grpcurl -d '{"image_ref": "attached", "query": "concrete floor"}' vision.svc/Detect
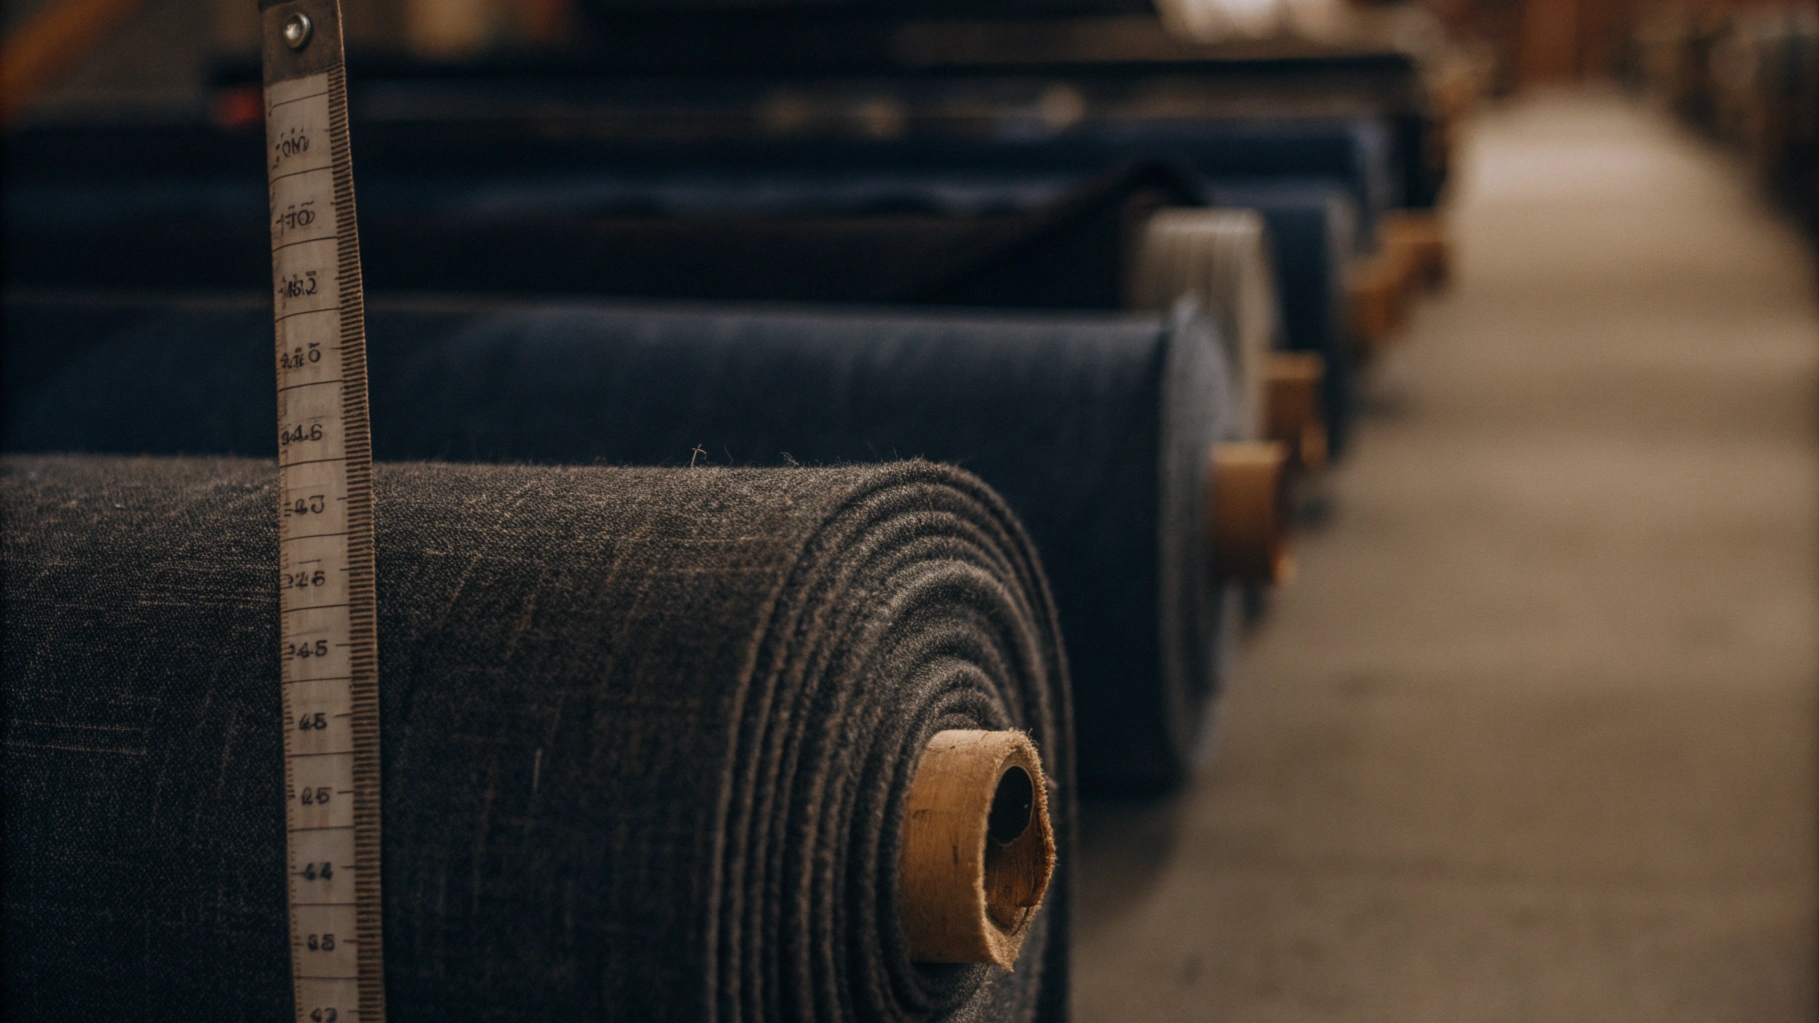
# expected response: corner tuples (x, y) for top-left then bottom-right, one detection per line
(1073, 92), (1819, 1022)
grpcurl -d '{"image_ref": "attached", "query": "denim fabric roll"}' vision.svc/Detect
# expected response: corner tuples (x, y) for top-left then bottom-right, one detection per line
(1127, 207), (1281, 443)
(4, 114), (1396, 281)
(5, 295), (1239, 793)
(2, 161), (1196, 302)
(2, 454), (1070, 1022)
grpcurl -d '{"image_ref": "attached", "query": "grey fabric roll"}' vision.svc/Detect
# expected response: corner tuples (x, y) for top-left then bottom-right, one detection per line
(1127, 208), (1281, 443)
(2, 454), (1071, 1023)
(5, 294), (1237, 793)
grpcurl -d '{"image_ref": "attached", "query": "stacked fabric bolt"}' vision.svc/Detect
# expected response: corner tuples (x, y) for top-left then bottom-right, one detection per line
(397, 117), (1399, 235)
(276, 21), (1437, 182)
(2, 161), (1193, 303)
(331, 120), (1398, 237)
(1127, 207), (1282, 446)
(4, 295), (1241, 793)
(348, 162), (1203, 311)
(5, 147), (1361, 453)
(2, 164), (1301, 452)
(3, 115), (1396, 280)
(2, 454), (1070, 1020)
(1203, 181), (1360, 455)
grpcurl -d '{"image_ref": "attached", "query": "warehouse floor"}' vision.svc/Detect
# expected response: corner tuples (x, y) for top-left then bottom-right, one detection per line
(1072, 90), (1819, 1022)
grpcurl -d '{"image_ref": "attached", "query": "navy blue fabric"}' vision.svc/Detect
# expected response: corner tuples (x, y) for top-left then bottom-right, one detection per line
(316, 118), (1399, 233)
(6, 115), (1373, 451)
(1392, 109), (1448, 210)
(4, 295), (1237, 793)
(5, 115), (1397, 232)
(2, 162), (1194, 305)
(1203, 180), (1361, 456)
(4, 162), (1361, 451)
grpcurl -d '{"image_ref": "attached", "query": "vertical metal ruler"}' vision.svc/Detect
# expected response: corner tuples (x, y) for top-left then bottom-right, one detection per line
(260, 2), (384, 1021)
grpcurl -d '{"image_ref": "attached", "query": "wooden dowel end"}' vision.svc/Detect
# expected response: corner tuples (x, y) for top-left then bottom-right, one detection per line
(1382, 211), (1452, 290)
(1348, 254), (1411, 355)
(1209, 441), (1291, 584)
(1264, 352), (1328, 472)
(899, 730), (1055, 970)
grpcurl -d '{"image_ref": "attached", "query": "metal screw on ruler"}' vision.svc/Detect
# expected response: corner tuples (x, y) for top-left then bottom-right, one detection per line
(283, 12), (312, 49)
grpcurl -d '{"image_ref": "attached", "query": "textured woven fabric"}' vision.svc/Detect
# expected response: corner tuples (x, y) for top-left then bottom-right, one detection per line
(2, 116), (1392, 217)
(5, 295), (1236, 792)
(2, 454), (1070, 1022)
(344, 162), (1198, 309)
(3, 128), (1358, 452)
(3, 115), (1395, 289)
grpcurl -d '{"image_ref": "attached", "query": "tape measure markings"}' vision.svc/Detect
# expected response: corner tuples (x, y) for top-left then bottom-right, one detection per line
(261, 3), (383, 1022)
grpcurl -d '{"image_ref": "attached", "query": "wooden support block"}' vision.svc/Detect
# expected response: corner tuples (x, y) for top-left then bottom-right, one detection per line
(899, 730), (1055, 970)
(1348, 254), (1410, 356)
(1264, 352), (1328, 473)
(1209, 441), (1291, 584)
(1382, 210), (1453, 290)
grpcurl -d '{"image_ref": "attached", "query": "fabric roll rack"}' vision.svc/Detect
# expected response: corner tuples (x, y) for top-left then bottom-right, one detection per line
(0, 9), (1464, 1020)
(3, 454), (1071, 1021)
(6, 127), (1378, 450)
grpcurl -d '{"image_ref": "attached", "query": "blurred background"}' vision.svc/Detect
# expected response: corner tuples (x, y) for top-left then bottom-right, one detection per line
(3, 0), (1816, 1020)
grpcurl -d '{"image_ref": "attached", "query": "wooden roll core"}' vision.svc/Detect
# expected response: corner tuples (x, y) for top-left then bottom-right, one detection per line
(1381, 210), (1452, 290)
(899, 729), (1055, 970)
(1264, 352), (1328, 472)
(1347, 253), (1411, 355)
(1209, 441), (1291, 583)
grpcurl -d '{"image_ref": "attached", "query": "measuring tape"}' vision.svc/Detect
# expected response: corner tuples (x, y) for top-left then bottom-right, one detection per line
(260, 3), (384, 1021)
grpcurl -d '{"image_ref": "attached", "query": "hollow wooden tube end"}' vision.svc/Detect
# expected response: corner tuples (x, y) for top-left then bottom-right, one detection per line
(1382, 211), (1452, 289)
(1348, 256), (1410, 355)
(1264, 353), (1328, 472)
(1209, 441), (1292, 584)
(899, 729), (1055, 970)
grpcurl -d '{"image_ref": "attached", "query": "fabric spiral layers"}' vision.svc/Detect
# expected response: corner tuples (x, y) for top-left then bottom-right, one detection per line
(1, 454), (1071, 1022)
(5, 294), (1237, 792)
